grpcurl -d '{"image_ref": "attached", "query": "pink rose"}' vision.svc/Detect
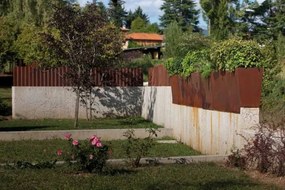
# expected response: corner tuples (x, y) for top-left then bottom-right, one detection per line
(90, 135), (99, 141)
(57, 149), (63, 156)
(96, 142), (102, 148)
(91, 138), (99, 146)
(72, 140), (79, 146)
(90, 135), (100, 146)
(64, 133), (72, 140)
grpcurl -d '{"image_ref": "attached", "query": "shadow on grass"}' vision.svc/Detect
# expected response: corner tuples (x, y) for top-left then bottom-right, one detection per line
(118, 118), (151, 126)
(104, 168), (137, 176)
(0, 126), (50, 132)
(145, 180), (261, 190)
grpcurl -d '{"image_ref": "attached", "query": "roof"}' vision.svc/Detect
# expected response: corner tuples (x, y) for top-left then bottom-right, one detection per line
(126, 33), (163, 41)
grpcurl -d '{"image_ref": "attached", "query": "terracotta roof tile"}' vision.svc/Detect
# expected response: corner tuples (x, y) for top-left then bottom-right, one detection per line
(126, 33), (163, 41)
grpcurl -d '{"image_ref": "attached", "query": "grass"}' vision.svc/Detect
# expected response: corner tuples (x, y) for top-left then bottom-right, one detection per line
(0, 87), (11, 107)
(0, 139), (200, 163)
(0, 117), (162, 131)
(0, 87), (12, 116)
(0, 163), (279, 189)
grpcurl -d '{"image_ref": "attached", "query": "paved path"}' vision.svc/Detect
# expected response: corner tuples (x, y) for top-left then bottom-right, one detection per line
(0, 128), (173, 141)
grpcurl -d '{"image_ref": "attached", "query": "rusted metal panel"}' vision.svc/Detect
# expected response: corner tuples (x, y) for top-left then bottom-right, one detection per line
(167, 67), (263, 113)
(186, 73), (203, 107)
(148, 64), (170, 86)
(13, 66), (143, 87)
(170, 75), (183, 104)
(210, 71), (240, 113)
(200, 76), (212, 110)
(235, 68), (263, 107)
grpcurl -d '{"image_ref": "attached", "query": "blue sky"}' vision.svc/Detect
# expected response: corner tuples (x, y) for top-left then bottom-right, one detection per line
(78, 0), (265, 29)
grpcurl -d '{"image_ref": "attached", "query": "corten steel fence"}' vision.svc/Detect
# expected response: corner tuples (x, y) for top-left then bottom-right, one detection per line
(148, 64), (171, 86)
(13, 66), (143, 87)
(148, 65), (263, 113)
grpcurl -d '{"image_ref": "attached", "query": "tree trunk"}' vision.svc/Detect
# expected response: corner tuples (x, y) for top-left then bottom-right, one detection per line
(74, 89), (80, 128)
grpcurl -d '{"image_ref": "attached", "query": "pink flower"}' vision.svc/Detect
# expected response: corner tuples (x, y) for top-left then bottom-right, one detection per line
(90, 135), (100, 146)
(96, 142), (102, 148)
(72, 140), (79, 146)
(91, 138), (99, 146)
(57, 149), (63, 156)
(90, 135), (99, 141)
(89, 154), (94, 160)
(64, 133), (72, 140)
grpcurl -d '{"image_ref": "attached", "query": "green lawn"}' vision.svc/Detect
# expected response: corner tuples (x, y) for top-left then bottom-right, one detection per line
(0, 117), (162, 131)
(0, 87), (11, 106)
(0, 163), (278, 189)
(0, 87), (12, 116)
(0, 139), (200, 163)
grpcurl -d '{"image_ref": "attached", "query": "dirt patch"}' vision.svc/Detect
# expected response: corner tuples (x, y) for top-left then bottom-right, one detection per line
(246, 170), (285, 189)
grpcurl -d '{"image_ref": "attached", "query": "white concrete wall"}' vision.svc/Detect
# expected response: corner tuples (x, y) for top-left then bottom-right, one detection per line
(141, 87), (259, 155)
(12, 86), (260, 155)
(12, 87), (143, 119)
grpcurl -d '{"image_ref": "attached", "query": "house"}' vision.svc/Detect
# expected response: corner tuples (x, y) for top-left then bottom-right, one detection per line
(123, 33), (163, 49)
(122, 32), (164, 59)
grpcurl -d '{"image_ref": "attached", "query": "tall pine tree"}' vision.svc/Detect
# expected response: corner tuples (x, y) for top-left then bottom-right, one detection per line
(125, 6), (149, 29)
(108, 0), (127, 27)
(160, 0), (199, 31)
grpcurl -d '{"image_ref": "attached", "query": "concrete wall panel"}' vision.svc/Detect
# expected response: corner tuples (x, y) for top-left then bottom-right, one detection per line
(141, 87), (259, 155)
(13, 87), (143, 119)
(12, 86), (259, 155)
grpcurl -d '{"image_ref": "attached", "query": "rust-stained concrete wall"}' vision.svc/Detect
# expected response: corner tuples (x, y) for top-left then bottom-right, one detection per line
(12, 87), (143, 119)
(141, 86), (259, 155)
(12, 86), (260, 155)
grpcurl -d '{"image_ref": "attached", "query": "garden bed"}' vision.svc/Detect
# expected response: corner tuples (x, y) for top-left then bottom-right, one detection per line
(0, 139), (200, 163)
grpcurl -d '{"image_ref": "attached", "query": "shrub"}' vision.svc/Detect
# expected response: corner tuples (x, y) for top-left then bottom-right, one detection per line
(164, 57), (183, 76)
(179, 31), (212, 57)
(181, 49), (212, 78)
(121, 50), (144, 62)
(210, 38), (264, 71)
(58, 134), (109, 173)
(227, 119), (285, 176)
(123, 128), (158, 167)
(122, 55), (154, 81)
(0, 98), (9, 116)
(226, 149), (246, 170)
(261, 78), (285, 121)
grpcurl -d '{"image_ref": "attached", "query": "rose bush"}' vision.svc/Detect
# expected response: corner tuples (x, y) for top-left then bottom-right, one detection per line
(58, 134), (109, 173)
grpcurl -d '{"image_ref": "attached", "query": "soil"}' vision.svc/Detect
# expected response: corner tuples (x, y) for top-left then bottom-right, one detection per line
(246, 170), (285, 189)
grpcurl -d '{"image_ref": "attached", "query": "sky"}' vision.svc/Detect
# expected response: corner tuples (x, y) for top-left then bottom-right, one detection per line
(78, 0), (265, 29)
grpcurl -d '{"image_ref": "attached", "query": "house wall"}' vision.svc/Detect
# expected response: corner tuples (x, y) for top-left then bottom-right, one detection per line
(132, 40), (161, 47)
(141, 86), (259, 155)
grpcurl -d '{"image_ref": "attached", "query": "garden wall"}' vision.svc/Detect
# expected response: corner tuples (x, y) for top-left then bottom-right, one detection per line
(12, 86), (260, 155)
(12, 87), (143, 119)
(141, 86), (260, 155)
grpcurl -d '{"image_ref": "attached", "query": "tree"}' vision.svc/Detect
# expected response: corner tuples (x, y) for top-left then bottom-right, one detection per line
(0, 0), (70, 71)
(131, 17), (147, 32)
(125, 6), (149, 29)
(160, 0), (200, 31)
(164, 21), (183, 58)
(108, 0), (127, 27)
(42, 3), (123, 127)
(200, 0), (238, 40)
